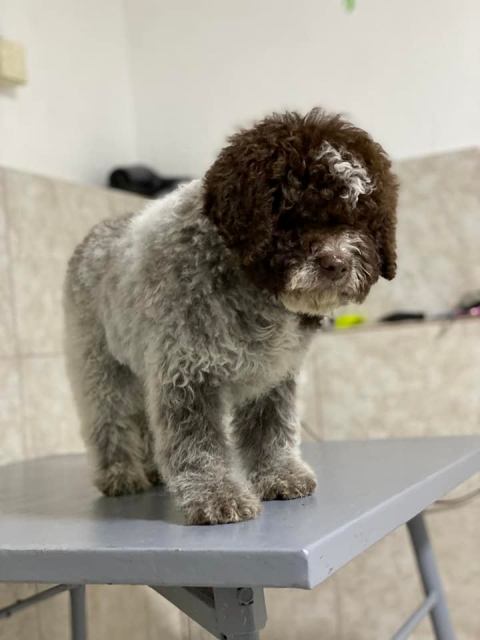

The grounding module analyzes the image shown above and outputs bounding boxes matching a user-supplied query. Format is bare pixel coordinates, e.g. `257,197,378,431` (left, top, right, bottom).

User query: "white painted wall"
124,0,480,176
0,0,138,185
1,1,479,184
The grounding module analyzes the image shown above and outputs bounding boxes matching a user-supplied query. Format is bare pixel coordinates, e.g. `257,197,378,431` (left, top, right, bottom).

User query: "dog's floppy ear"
378,213,397,280
372,153,399,280
202,115,297,265
203,144,275,264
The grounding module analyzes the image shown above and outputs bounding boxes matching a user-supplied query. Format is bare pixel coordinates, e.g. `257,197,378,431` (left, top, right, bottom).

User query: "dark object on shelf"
379,311,426,323
109,165,188,197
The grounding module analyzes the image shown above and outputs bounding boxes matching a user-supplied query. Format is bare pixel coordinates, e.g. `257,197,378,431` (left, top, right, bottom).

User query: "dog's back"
65,180,307,392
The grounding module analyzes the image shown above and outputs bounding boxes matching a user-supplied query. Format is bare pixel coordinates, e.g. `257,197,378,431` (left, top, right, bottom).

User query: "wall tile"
85,585,186,640
0,358,24,464
4,170,61,354
263,580,340,640
0,583,41,640
21,355,84,458
354,147,480,321
87,586,150,640
298,340,324,442
34,587,70,640
4,170,112,354
143,586,188,640
0,168,6,238
0,169,16,357
308,319,480,441
426,503,480,640
0,358,21,423
0,249,16,357
4,171,147,356
335,527,431,640
108,188,147,218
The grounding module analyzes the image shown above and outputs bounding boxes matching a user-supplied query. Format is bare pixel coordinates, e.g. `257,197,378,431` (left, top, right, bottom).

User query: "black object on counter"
109,165,188,197
379,311,426,322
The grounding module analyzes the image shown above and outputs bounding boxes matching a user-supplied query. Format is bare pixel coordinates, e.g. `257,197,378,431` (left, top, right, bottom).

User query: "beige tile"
350,148,480,321
336,527,429,640
86,585,186,640
263,579,340,640
298,340,323,442
308,320,480,441
0,583,41,640
87,585,148,640
34,586,70,640
0,169,16,357
4,170,61,355
0,358,24,464
108,188,147,218
0,243,16,357
0,358,21,422
422,319,480,436
310,325,429,440
426,503,480,640
4,170,111,354
335,504,479,640
4,170,148,356
21,355,84,458
143,585,188,640
0,168,6,238
53,179,117,243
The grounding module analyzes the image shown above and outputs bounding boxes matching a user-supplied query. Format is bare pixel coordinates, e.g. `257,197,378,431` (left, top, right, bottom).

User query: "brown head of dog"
203,108,398,315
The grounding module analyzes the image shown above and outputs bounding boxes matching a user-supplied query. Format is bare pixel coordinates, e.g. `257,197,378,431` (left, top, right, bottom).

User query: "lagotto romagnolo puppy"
64,108,398,525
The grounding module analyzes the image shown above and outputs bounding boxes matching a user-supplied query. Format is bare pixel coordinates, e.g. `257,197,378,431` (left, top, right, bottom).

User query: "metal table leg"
69,586,87,640
407,513,456,640
151,585,267,639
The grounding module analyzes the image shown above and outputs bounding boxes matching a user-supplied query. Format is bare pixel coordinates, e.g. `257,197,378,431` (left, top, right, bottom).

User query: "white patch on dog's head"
317,141,374,207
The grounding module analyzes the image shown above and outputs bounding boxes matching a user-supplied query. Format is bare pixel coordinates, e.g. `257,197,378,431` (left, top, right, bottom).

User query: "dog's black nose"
318,252,351,281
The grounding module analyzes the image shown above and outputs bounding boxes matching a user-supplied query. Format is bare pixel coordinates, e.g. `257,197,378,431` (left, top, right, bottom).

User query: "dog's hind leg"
65,318,151,497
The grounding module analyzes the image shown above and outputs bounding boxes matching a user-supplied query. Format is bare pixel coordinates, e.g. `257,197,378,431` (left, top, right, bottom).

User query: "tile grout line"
0,351,64,360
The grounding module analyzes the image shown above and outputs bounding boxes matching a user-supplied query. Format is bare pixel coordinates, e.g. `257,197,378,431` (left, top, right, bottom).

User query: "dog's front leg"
232,377,317,501
148,380,261,525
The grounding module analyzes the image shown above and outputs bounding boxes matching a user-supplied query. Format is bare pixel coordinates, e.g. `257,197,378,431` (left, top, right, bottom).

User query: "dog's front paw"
251,459,317,501
182,482,261,525
95,463,151,497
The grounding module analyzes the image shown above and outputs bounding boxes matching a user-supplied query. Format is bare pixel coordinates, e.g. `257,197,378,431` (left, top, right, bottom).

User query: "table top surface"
1,436,479,589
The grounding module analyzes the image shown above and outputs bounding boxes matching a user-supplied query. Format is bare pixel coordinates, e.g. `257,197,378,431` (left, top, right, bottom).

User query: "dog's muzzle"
316,250,352,282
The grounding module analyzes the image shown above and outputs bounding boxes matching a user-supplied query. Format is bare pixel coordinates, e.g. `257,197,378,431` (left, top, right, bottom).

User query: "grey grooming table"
1,437,479,639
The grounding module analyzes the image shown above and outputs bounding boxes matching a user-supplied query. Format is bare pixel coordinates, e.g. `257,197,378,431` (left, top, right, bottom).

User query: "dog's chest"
228,314,310,403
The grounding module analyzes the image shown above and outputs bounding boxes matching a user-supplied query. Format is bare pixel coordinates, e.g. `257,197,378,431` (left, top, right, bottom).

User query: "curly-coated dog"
64,108,398,525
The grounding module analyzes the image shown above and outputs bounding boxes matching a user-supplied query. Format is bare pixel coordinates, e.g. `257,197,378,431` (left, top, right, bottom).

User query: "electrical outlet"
0,38,27,86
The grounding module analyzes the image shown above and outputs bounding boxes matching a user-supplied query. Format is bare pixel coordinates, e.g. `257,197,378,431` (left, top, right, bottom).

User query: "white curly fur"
317,141,375,207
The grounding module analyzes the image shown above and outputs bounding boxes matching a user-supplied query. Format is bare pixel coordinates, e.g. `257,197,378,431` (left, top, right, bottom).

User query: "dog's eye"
277,213,300,231
309,239,323,255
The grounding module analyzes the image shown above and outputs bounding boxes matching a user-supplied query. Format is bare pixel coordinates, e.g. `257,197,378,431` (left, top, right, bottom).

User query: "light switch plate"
0,38,27,85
